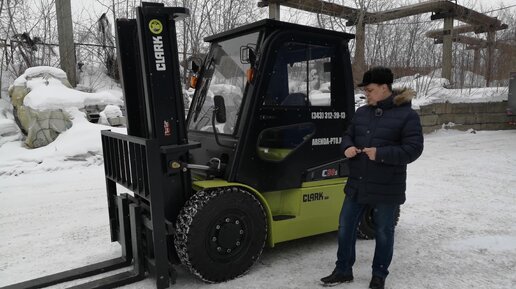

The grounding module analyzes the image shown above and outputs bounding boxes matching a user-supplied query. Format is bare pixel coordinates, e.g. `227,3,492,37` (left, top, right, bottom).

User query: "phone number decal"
311,112,346,120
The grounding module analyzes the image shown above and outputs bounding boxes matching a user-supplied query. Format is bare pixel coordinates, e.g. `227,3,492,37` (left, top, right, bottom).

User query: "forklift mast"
115,3,195,223
1,3,196,289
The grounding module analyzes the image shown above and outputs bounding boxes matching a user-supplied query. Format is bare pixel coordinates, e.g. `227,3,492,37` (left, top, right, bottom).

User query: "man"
321,67,424,288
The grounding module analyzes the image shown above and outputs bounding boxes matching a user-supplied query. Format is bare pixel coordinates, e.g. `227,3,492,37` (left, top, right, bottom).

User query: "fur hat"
357,66,394,87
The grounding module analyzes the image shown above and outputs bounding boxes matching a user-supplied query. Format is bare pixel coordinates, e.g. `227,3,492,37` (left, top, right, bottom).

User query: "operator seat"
280,92,309,106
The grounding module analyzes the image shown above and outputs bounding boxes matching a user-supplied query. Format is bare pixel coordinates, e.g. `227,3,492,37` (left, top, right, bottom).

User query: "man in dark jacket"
321,67,424,289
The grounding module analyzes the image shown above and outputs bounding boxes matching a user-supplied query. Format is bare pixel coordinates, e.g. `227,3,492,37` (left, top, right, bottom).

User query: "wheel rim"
206,210,249,262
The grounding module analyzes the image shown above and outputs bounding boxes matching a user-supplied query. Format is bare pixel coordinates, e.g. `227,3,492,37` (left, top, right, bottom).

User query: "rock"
98,104,125,127
24,107,72,148
9,67,73,148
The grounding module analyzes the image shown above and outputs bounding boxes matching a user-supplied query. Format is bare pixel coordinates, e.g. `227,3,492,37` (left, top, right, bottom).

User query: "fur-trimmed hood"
392,87,416,106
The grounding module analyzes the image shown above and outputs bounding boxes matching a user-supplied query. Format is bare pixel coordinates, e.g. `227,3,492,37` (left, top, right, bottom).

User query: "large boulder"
8,66,123,148
9,67,73,148
22,107,72,148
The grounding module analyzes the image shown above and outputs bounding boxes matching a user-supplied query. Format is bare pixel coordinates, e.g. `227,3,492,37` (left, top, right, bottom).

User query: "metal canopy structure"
258,0,509,86
348,0,503,27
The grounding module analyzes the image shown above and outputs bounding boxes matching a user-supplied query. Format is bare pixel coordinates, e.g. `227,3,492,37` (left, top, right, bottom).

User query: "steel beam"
269,3,280,20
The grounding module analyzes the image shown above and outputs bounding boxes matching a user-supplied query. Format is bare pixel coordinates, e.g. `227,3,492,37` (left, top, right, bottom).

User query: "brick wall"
416,101,516,133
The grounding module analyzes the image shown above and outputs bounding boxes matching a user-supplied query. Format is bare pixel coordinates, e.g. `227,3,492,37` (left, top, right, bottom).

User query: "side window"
264,42,334,107
257,122,316,162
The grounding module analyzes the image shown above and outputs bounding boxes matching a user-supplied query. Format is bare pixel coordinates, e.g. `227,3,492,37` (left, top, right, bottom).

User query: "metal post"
485,30,495,87
269,3,280,20
473,48,480,75
442,17,453,85
55,0,77,87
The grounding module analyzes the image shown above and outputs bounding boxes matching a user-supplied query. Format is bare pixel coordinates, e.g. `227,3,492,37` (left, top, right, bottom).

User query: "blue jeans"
335,196,398,278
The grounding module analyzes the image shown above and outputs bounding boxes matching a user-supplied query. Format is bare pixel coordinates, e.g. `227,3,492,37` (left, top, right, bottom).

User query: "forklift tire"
174,187,267,283
357,205,400,240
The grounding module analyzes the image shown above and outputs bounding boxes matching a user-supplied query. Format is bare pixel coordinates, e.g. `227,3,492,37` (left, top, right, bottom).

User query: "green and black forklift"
1,3,384,289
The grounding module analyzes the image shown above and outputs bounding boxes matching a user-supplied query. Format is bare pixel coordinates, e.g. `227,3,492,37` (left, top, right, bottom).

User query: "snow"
22,81,122,111
309,91,331,106
23,84,121,110
0,108,125,175
12,66,68,86
77,64,121,93
98,104,123,125
9,66,123,111
0,128,515,289
393,71,509,109
0,66,515,288
0,66,125,175
445,236,516,252
0,98,22,146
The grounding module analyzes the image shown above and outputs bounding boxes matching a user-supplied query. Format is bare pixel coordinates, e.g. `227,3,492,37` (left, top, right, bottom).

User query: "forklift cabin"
187,20,356,191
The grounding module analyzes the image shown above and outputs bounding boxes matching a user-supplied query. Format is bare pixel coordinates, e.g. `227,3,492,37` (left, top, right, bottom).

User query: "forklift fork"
1,196,145,289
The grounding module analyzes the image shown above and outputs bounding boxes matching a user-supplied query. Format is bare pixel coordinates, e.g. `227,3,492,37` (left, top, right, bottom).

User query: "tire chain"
174,186,267,283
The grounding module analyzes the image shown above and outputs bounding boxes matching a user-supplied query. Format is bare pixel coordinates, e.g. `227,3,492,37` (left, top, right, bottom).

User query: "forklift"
1,2,382,289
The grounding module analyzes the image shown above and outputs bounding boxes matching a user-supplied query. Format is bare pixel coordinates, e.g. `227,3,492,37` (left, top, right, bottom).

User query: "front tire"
174,187,267,282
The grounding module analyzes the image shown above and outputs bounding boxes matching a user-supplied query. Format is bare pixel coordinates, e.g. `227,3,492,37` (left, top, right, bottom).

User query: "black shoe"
369,275,385,289
320,270,353,287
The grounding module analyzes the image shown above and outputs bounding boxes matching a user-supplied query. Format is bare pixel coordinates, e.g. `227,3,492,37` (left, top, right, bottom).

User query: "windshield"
189,32,259,134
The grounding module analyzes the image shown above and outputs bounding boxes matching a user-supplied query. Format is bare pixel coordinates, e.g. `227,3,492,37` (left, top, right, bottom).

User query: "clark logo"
322,168,338,177
302,192,328,202
149,19,163,34
153,36,166,71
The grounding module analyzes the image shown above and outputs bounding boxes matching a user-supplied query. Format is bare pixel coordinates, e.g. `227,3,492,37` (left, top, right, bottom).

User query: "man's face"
363,83,389,106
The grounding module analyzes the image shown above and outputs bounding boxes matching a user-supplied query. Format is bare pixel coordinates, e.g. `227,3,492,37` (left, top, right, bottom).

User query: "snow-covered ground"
0,66,514,288
1,129,515,289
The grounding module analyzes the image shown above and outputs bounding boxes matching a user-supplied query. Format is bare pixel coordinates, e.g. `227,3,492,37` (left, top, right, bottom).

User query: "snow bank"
0,66,126,173
0,118,22,146
23,84,121,110
0,108,125,175
0,95,22,146
392,70,508,108
14,68,123,111
8,66,122,111
98,105,123,126
12,66,68,86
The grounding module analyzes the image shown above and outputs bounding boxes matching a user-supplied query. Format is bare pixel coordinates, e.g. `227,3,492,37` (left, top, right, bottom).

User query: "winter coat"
341,88,424,204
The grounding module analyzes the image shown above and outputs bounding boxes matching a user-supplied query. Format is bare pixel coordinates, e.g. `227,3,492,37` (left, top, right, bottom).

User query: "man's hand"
363,147,377,161
344,146,362,158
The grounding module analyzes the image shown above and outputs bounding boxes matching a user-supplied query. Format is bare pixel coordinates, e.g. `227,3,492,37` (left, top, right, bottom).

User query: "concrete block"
108,116,127,127
484,101,507,113
420,114,439,126
477,113,509,124
422,125,442,134
417,105,430,115
449,103,473,114
438,113,477,125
